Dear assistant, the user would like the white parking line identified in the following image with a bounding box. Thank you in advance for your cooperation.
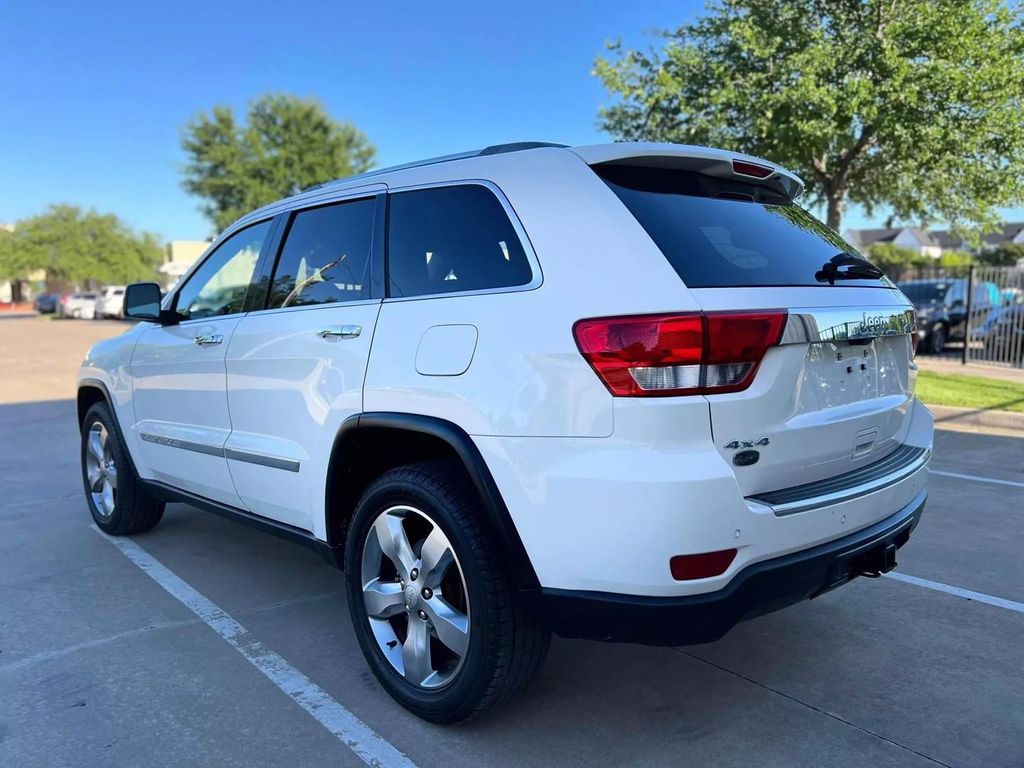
[92,525,417,768]
[884,571,1024,615]
[931,469,1024,489]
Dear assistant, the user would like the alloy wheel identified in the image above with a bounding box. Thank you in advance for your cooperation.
[85,422,117,520]
[360,505,471,689]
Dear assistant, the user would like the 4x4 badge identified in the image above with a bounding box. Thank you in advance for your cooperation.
[724,438,770,450]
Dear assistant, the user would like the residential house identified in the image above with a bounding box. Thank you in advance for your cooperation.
[159,240,210,290]
[846,222,1024,257]
[843,227,943,258]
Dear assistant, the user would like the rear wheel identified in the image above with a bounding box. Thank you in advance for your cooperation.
[345,461,549,723]
[81,402,164,534]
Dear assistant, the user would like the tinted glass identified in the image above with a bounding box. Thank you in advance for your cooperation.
[176,221,270,320]
[268,198,375,308]
[388,185,532,297]
[595,166,884,288]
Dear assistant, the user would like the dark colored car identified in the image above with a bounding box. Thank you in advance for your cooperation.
[897,279,999,354]
[975,304,1024,363]
[33,292,61,313]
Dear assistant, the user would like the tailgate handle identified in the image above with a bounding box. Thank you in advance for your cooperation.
[853,429,877,458]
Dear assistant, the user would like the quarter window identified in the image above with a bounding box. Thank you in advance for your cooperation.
[268,198,376,308]
[387,185,532,298]
[175,221,271,320]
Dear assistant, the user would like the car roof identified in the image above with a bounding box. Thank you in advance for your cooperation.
[222,140,805,240]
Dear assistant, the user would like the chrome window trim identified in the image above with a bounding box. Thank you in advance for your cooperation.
[139,432,300,473]
[382,178,544,303]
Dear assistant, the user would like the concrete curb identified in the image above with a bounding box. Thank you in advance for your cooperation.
[926,403,1024,435]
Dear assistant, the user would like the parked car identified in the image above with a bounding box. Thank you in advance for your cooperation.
[897,278,999,354]
[33,292,60,313]
[975,304,1024,363]
[94,285,127,319]
[77,142,932,722]
[59,291,99,319]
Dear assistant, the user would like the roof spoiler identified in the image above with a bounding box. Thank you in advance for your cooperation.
[570,142,804,201]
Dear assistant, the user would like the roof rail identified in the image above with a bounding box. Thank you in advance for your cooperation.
[305,141,567,193]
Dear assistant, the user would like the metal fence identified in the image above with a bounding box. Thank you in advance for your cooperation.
[888,264,1024,368]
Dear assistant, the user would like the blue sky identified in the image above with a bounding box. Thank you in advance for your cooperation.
[1,0,1019,241]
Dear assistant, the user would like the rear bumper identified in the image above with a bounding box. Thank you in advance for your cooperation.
[537,490,925,646]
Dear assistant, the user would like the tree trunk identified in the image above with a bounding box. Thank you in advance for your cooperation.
[825,189,845,231]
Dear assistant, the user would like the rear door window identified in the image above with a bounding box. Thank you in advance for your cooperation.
[594,165,886,288]
[387,185,533,298]
[268,198,376,308]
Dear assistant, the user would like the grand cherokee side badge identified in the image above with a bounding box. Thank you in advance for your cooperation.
[724,438,770,450]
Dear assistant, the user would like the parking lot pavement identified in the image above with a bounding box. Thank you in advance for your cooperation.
[2,316,1022,767]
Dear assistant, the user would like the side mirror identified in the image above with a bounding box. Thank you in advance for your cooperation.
[124,282,171,323]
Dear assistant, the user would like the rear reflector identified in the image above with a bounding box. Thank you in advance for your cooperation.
[670,549,737,580]
[732,159,773,178]
[573,311,786,397]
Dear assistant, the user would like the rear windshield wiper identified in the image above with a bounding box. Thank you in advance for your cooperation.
[815,253,884,285]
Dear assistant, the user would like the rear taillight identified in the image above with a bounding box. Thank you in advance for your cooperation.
[573,310,786,397]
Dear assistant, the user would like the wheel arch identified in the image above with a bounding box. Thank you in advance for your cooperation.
[77,380,110,431]
[325,413,540,591]
[77,378,143,479]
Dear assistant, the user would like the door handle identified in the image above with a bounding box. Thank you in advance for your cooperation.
[193,334,224,346]
[317,325,361,339]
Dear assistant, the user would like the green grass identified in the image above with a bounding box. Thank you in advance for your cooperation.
[916,370,1024,414]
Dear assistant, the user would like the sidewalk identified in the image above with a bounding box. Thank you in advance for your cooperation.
[915,356,1024,384]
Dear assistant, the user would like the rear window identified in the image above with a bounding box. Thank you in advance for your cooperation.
[595,165,884,288]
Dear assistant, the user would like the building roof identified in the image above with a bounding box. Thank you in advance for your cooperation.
[850,223,1024,250]
[983,223,1024,246]
[846,227,935,247]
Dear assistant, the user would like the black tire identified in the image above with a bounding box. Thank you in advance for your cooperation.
[81,402,164,535]
[345,461,549,723]
[928,322,948,355]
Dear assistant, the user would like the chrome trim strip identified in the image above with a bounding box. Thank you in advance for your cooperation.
[140,432,223,457]
[781,306,915,345]
[751,447,930,517]
[224,448,300,473]
[139,432,300,472]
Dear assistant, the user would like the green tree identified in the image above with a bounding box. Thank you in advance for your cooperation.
[937,250,974,269]
[181,94,376,231]
[595,0,1024,233]
[863,243,928,272]
[978,242,1024,266]
[5,205,163,287]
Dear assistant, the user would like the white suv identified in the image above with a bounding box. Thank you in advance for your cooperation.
[95,285,127,319]
[77,142,932,722]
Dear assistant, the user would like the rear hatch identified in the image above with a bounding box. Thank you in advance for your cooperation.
[591,158,917,497]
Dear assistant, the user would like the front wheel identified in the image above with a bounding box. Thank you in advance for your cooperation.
[345,461,549,723]
[81,402,164,534]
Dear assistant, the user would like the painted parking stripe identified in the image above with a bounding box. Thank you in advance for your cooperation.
[92,525,417,768]
[884,571,1024,615]
[931,469,1024,489]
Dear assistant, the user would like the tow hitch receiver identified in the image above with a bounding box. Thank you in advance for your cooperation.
[858,543,898,577]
